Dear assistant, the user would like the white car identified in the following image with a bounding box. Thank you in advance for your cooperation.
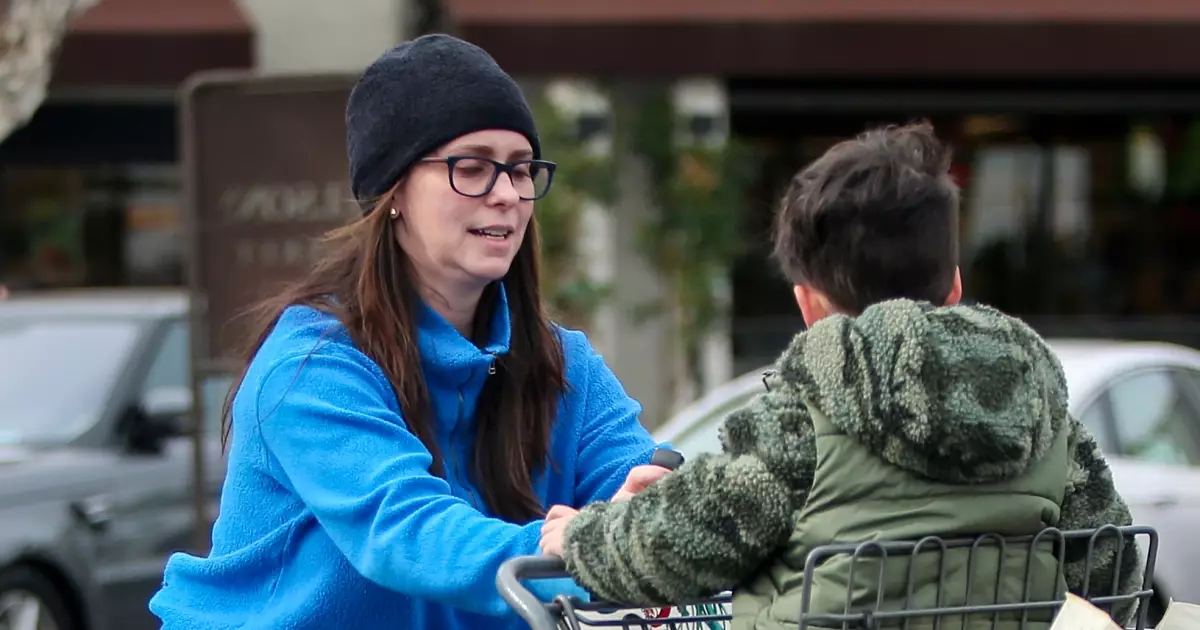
[654,338,1200,615]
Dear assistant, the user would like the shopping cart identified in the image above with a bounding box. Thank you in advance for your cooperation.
[497,524,1158,630]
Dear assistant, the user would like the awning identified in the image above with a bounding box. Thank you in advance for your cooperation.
[447,0,1200,77]
[447,0,1200,24]
[52,0,253,87]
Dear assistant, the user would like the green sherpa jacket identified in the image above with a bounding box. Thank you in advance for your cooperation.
[561,299,1143,630]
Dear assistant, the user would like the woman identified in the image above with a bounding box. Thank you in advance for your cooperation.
[149,34,665,630]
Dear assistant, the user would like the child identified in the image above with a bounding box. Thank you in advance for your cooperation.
[539,122,1143,630]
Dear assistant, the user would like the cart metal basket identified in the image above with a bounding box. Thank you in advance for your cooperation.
[497,525,1158,630]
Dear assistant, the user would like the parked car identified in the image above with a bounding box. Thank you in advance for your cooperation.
[654,338,1200,618]
[0,289,226,630]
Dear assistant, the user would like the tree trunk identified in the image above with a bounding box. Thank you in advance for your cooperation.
[409,0,448,37]
[667,269,700,415]
[0,0,99,143]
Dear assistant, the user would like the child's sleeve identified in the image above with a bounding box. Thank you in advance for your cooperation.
[560,378,817,605]
[1058,417,1144,625]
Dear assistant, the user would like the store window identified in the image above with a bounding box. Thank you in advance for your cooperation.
[729,111,1200,366]
[951,115,1200,321]
[724,109,1200,364]
[0,164,182,291]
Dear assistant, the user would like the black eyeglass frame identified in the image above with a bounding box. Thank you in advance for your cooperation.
[419,155,557,201]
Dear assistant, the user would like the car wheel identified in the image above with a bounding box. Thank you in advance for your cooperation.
[0,566,74,630]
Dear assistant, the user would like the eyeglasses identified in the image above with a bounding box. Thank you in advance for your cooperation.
[419,156,556,201]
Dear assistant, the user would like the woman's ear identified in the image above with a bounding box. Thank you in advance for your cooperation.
[386,176,409,209]
[386,187,405,221]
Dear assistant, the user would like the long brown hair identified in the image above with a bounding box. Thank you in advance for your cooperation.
[221,184,566,523]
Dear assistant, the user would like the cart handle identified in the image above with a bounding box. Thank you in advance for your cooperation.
[496,554,569,630]
[498,448,685,628]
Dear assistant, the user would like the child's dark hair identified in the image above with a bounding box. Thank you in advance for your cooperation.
[772,120,960,314]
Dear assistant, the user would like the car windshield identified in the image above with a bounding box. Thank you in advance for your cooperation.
[0,315,143,445]
[668,390,760,457]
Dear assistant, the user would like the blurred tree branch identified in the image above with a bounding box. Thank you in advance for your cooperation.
[528,86,616,331]
[624,85,755,410]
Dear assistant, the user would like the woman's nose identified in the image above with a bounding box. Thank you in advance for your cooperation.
[488,172,521,205]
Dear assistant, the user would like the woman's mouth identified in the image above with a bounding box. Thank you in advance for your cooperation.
[468,227,514,240]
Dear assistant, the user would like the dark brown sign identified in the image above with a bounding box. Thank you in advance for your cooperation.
[179,71,358,369]
[178,71,359,549]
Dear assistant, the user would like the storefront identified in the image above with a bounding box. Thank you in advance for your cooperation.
[444,0,1200,360]
[728,95,1200,364]
[6,0,1200,353]
[0,0,252,290]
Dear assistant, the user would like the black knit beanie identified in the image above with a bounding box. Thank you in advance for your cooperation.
[345,34,541,213]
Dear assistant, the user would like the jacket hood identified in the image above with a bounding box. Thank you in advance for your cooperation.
[775,299,1070,484]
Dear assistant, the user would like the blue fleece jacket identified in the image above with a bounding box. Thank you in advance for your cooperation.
[148,286,659,629]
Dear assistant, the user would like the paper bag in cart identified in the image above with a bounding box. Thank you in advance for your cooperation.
[1051,593,1200,630]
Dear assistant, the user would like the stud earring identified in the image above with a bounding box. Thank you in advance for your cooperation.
[388,207,399,219]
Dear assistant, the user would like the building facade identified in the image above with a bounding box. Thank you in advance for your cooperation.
[0,0,408,292]
[6,0,1200,425]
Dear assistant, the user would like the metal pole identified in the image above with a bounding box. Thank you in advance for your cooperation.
[179,74,211,554]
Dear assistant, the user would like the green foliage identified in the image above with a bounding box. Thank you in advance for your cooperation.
[526,80,753,378]
[625,86,755,369]
[529,89,616,329]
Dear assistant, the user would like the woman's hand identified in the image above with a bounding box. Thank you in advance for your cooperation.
[540,465,671,556]
[610,465,673,502]
[540,505,579,556]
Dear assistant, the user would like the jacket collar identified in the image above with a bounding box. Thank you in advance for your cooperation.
[416,283,511,382]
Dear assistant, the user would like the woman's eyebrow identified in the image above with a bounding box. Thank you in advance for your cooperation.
[445,144,534,160]
[446,143,495,156]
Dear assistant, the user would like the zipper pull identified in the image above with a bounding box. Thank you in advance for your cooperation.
[487,362,496,376]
